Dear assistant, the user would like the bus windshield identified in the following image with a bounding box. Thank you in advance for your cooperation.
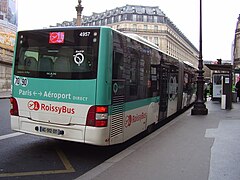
[14,28,100,79]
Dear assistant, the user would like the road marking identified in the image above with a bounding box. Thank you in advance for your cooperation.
[0,148,75,177]
[56,148,75,172]
[206,120,240,180]
[0,132,24,140]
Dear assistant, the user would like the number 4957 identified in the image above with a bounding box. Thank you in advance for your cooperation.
[79,32,90,37]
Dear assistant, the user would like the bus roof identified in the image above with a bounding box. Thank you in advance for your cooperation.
[17,26,105,32]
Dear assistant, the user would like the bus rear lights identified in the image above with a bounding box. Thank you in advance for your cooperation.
[10,97,19,116]
[96,113,108,120]
[96,106,108,113]
[95,120,108,127]
[86,106,108,127]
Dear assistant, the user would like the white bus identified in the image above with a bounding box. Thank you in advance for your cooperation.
[10,27,196,146]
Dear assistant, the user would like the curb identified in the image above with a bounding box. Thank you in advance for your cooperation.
[0,96,11,99]
[0,91,11,99]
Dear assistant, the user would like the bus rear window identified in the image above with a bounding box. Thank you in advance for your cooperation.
[14,29,100,79]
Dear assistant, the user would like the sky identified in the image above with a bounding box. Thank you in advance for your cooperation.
[17,0,240,61]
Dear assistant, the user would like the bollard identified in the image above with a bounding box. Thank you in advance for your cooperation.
[221,95,226,109]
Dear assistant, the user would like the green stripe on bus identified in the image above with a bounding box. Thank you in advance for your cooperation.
[13,76,96,105]
[109,96,160,115]
[125,96,160,111]
[95,27,113,105]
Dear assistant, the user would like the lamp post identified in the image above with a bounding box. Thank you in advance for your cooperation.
[191,0,208,115]
[76,0,84,26]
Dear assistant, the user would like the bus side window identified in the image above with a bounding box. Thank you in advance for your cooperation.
[38,57,53,72]
[129,57,138,99]
[112,52,124,79]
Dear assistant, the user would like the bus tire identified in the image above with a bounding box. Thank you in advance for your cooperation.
[146,123,156,135]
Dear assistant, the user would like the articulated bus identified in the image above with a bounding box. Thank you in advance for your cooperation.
[10,27,196,146]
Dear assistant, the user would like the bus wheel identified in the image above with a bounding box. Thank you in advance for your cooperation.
[146,123,156,135]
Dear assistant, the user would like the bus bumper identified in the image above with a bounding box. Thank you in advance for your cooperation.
[11,116,110,146]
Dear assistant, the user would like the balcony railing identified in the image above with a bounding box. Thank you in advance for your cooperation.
[116,28,167,34]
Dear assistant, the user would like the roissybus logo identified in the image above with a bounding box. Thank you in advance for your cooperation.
[27,101,75,114]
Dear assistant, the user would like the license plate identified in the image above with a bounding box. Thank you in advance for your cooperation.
[39,126,61,135]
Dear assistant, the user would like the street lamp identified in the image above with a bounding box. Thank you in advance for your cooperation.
[191,0,208,115]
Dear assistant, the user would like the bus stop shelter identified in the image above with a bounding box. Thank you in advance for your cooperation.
[205,64,233,110]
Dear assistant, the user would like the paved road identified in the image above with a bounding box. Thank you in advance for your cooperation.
[0,99,127,180]
[0,99,12,135]
[76,101,240,180]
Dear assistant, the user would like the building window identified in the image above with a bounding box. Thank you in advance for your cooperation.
[148,15,153,22]
[133,14,137,21]
[122,14,127,21]
[137,15,143,22]
[143,15,147,22]
[127,14,133,21]
[154,25,158,32]
[107,17,112,24]
[143,36,148,40]
[158,16,164,23]
[144,25,148,30]
[153,16,158,23]
[118,15,121,22]
[133,24,137,31]
[114,16,118,23]
[101,19,105,25]
[154,37,158,45]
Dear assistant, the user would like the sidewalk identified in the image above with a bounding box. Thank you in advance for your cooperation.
[0,90,11,99]
[77,101,240,180]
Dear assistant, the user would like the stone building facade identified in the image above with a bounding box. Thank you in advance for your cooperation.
[54,5,199,68]
[0,20,16,92]
[233,14,240,71]
[0,0,17,92]
[82,5,199,68]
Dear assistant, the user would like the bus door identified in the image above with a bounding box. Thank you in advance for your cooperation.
[159,65,169,121]
[110,51,125,145]
[167,65,179,116]
[146,64,161,128]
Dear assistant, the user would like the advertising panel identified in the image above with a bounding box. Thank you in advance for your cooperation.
[0,0,17,51]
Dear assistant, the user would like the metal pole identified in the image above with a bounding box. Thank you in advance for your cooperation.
[191,0,208,115]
